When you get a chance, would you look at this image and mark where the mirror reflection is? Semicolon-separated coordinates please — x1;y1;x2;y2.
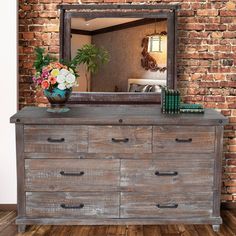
71;18;167;93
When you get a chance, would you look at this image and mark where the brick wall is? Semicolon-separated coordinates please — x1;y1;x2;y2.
19;0;236;202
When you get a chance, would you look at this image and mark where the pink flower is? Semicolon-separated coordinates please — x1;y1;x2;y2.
41;80;50;89
49;76;57;85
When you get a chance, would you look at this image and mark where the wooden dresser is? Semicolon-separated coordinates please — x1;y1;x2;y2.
10;105;227;233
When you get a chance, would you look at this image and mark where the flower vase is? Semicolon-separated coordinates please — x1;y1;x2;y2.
44;88;72;113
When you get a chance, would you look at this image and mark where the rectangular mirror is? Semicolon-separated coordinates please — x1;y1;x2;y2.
71;18;167;93
59;4;178;103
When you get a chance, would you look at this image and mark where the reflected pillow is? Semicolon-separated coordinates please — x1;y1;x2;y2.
129;84;152;92
129;83;161;92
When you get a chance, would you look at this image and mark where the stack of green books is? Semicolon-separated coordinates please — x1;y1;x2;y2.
161;88;180;114
179;103;204;113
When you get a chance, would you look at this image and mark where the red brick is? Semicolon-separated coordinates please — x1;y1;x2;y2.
22;32;34;39
197;9;218;16
220;10;236;17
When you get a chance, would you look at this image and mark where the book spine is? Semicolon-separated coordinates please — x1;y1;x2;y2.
177;91;180;113
174;90;177;114
171;90;174;114
165;89;168;113
161;88;165;113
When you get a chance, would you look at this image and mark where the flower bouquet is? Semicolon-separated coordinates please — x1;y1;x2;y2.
32;48;78;112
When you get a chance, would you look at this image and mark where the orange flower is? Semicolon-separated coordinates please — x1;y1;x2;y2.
49;76;57;85
41;80;50;89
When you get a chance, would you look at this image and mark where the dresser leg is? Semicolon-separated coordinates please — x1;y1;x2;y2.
18;225;26;233
212;224;220;232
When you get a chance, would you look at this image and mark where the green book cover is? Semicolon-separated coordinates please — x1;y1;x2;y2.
165;89;168;113
174;90;177;114
177;91;180;113
180;103;203;109
171;90;174;114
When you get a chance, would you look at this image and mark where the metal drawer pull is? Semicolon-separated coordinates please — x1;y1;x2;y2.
155;171;178;176
175;138;192;143
60;203;84;209
47;138;65;143
60;171;84;176
156;204;178;209
111;138;129;143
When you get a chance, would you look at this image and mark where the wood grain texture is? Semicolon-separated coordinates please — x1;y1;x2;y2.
10;105;228;126
120;192;213;218
10;106;228;232
153;126;215;153
120;159;214;192
88;126;152;153
24;152;215;160
24;125;88;153
1;209;235;236
25;159;120;191
26;192;119;218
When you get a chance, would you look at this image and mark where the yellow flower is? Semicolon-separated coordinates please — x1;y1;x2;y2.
51;69;60;77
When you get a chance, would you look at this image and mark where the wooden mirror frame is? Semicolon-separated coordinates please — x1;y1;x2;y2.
58;4;178;104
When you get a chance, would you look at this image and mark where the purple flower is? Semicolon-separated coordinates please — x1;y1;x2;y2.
42;70;49;79
36;77;43;85
32;77;37;83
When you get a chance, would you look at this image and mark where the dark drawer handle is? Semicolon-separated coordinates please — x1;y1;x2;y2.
60;171;84;176
155;171;178;176
47;138;65;143
60;203;84;209
175;138;192;143
156;204;178;209
111;138;129;143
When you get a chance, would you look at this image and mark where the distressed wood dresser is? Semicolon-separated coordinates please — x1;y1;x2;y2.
10;105;228;233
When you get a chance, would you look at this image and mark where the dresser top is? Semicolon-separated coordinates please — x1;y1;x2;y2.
10;105;228;126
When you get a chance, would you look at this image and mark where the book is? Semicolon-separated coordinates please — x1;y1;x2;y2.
161;88;165;113
161;88;181;114
180;103;203;109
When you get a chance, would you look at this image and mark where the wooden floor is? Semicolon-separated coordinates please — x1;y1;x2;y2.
0;210;235;236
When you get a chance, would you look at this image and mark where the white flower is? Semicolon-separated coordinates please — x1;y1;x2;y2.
65;73;76;84
58;83;66;90
56;75;65;84
59;69;70;76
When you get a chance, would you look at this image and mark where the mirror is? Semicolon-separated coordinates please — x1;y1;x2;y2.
59;4;178;103
71;18;168;93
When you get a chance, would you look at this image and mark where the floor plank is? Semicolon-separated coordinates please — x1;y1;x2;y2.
0;210;235;236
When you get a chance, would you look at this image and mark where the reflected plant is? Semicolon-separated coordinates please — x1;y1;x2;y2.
75;44;109;92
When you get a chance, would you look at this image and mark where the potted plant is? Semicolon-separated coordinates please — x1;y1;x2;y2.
75;44;109;92
32;48;78;112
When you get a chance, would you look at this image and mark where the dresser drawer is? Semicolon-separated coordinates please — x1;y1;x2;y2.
120;192;213;218
26;192;119;218
121;159;214;192
88;126;152;153
24;125;88;153
25;159;119;191
153;126;215;153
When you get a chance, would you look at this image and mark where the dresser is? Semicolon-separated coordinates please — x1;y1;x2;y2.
10;105;227;233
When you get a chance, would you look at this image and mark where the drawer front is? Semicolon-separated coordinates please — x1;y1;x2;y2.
25;159;119;191
26;192;119;218
24;125;88;153
120;192;213;218
121;159;214;192
88;126;152;153
153;126;215;153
